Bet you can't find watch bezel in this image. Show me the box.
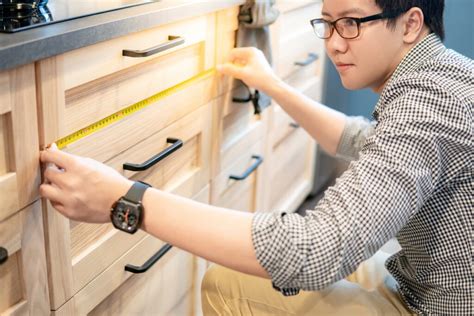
[110,197,143,234]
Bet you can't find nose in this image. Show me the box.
[325,29,349,56]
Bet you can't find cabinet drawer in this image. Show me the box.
[0,65,40,221]
[44,103,213,309]
[211,140,265,213]
[37,13,216,143]
[0,201,50,315]
[54,185,210,316]
[268,127,315,212]
[271,105,300,148]
[271,75,322,148]
[212,90,268,176]
[275,2,324,79]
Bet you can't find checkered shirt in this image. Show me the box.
[252,33,473,315]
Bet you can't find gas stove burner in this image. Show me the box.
[0,0,157,33]
[0,1,48,10]
[0,1,51,32]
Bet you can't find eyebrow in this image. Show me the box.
[321,8,366,18]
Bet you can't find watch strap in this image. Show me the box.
[124,181,151,203]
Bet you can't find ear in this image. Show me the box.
[402,7,426,44]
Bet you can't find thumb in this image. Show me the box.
[216,63,245,80]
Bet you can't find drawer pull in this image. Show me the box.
[125,243,173,274]
[0,247,7,265]
[123,138,183,172]
[294,53,319,67]
[122,35,185,58]
[289,122,300,129]
[229,155,263,181]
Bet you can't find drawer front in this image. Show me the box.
[271,73,322,146]
[268,127,315,212]
[0,201,50,315]
[275,2,324,79]
[45,103,213,308]
[0,65,40,221]
[58,185,210,316]
[271,105,300,148]
[211,140,265,213]
[37,13,216,142]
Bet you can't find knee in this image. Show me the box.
[201,265,236,315]
[201,264,235,297]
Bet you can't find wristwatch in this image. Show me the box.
[110,181,151,234]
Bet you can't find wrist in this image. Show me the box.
[110,180,150,234]
[265,77,288,99]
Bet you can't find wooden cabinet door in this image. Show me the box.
[35,13,218,309]
[36,13,216,146]
[0,64,40,223]
[211,113,267,213]
[52,186,210,316]
[0,201,50,315]
[43,103,213,310]
[273,1,324,79]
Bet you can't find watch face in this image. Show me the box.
[111,199,142,234]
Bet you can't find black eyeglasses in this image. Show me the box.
[310,11,403,39]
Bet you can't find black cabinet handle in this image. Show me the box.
[229,155,263,181]
[289,122,300,128]
[123,35,185,58]
[125,244,173,274]
[123,138,183,171]
[0,247,8,265]
[294,53,319,67]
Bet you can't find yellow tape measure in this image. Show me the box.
[55,68,215,149]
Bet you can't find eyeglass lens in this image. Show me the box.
[313,18,359,39]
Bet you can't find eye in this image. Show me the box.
[340,18,357,27]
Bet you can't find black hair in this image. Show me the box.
[375,0,445,40]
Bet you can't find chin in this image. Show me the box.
[340,78,363,90]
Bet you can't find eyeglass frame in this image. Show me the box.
[310,11,405,39]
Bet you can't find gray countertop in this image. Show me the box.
[0,0,244,71]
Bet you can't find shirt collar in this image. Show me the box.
[372,33,446,121]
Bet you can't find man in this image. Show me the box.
[40,0,473,315]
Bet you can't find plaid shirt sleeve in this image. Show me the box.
[335,116,375,161]
[251,89,444,294]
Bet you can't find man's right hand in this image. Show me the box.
[217,47,282,95]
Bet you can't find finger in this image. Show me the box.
[51,201,66,215]
[40,144,74,170]
[43,165,66,188]
[216,63,245,79]
[227,47,255,60]
[39,183,66,204]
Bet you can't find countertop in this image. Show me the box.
[0,0,244,71]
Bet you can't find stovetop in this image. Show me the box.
[0,0,157,33]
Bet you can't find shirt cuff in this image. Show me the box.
[251,211,306,293]
[335,116,375,161]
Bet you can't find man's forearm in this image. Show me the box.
[141,188,269,278]
[267,80,347,156]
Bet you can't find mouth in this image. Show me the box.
[335,63,354,72]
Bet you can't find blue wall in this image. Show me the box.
[322,0,474,118]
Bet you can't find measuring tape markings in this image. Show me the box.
[56,68,216,149]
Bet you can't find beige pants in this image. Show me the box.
[201,251,415,315]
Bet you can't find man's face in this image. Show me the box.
[321,0,406,92]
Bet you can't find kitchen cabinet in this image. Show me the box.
[0,64,41,224]
[1,1,326,314]
[0,64,50,315]
[36,13,217,310]
[263,0,325,212]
